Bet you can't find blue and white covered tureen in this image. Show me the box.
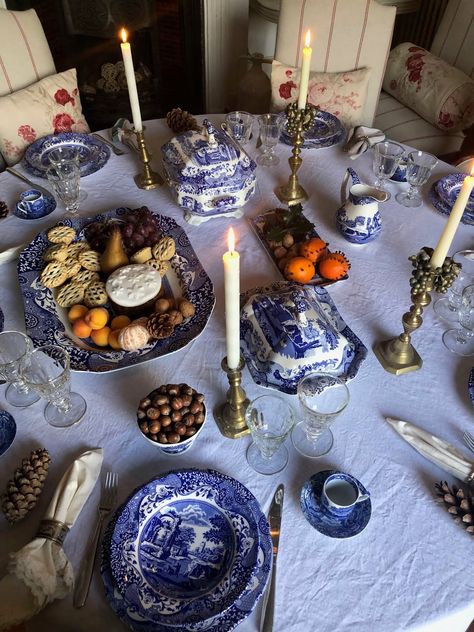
[161,119,257,224]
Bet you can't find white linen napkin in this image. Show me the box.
[0,448,103,630]
[111,117,138,152]
[386,417,474,482]
[343,125,385,159]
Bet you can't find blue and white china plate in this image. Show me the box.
[18,208,215,372]
[435,173,474,213]
[428,185,474,226]
[301,470,371,538]
[103,469,272,631]
[469,367,474,407]
[22,132,111,178]
[0,411,16,457]
[13,192,56,220]
[281,110,345,149]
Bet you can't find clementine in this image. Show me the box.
[318,252,350,280]
[284,256,315,284]
[299,237,327,263]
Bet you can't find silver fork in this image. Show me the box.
[463,431,474,455]
[91,133,126,156]
[73,471,118,608]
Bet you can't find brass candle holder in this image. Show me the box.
[276,102,316,206]
[374,248,461,374]
[214,356,251,439]
[134,128,164,190]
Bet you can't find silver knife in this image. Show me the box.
[260,484,284,632]
[6,167,52,198]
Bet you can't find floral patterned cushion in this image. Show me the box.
[271,61,371,128]
[383,43,474,133]
[0,68,90,166]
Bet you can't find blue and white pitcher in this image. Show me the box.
[336,168,388,244]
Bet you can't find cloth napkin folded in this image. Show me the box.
[111,118,138,152]
[386,417,474,483]
[343,125,385,159]
[0,448,103,630]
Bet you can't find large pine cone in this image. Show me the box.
[435,480,474,534]
[147,312,175,339]
[0,201,9,219]
[166,107,200,134]
[2,448,51,524]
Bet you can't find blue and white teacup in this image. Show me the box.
[17,189,46,218]
[321,472,369,517]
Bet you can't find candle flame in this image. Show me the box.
[120,28,128,43]
[470,162,474,177]
[305,29,311,48]
[228,227,236,253]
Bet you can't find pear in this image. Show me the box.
[100,227,129,275]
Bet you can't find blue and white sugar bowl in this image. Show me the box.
[161,119,257,225]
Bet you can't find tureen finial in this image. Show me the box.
[203,119,218,147]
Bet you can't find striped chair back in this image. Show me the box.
[430,0,474,79]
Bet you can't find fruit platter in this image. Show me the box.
[249,205,350,286]
[18,207,215,372]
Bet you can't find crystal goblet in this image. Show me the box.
[46,161,81,218]
[442,283,474,356]
[434,249,474,323]
[48,146,88,202]
[257,113,284,167]
[292,373,349,458]
[395,150,438,207]
[22,345,86,427]
[245,394,296,475]
[372,141,404,199]
[0,331,40,407]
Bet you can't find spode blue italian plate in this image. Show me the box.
[435,173,474,213]
[0,411,16,457]
[17,208,215,372]
[428,185,474,226]
[22,132,110,178]
[281,110,345,149]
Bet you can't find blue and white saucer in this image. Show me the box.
[429,184,474,226]
[13,192,56,220]
[0,411,16,457]
[300,469,371,538]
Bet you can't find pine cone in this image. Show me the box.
[0,201,9,219]
[435,480,474,535]
[2,448,51,524]
[166,107,200,134]
[147,312,175,339]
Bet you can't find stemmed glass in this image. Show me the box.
[21,345,87,427]
[442,283,474,356]
[257,113,284,167]
[395,150,438,207]
[292,373,349,458]
[372,141,405,199]
[225,111,254,146]
[48,146,87,203]
[46,161,81,218]
[0,331,40,407]
[434,249,474,323]
[245,394,296,475]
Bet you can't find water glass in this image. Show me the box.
[0,331,40,407]
[395,150,438,207]
[48,146,81,166]
[245,395,296,475]
[22,345,87,427]
[225,111,254,145]
[292,373,349,458]
[434,249,474,323]
[372,141,405,199]
[47,161,81,217]
[257,113,284,167]
[442,283,474,356]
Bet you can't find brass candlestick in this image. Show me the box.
[214,356,250,439]
[374,248,461,374]
[276,103,316,206]
[134,128,164,190]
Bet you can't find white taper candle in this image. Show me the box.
[223,227,240,369]
[120,28,143,132]
[297,29,313,110]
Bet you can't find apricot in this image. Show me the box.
[85,307,109,330]
[68,304,88,322]
[91,326,111,347]
[110,315,131,330]
[72,318,92,339]
[108,328,122,350]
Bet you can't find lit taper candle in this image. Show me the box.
[431,164,474,268]
[297,29,313,110]
[120,28,143,132]
[223,227,240,369]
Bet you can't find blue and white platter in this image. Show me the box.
[469,367,474,407]
[435,173,474,213]
[281,110,345,149]
[301,470,371,538]
[22,132,110,178]
[17,208,215,372]
[13,191,56,220]
[102,469,272,631]
[0,411,16,457]
[428,184,474,226]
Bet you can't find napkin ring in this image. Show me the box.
[36,519,70,545]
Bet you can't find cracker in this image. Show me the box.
[84,281,108,307]
[64,259,82,279]
[40,261,68,289]
[78,250,101,271]
[56,282,85,308]
[47,226,76,245]
[152,236,175,261]
[66,241,90,257]
[43,244,69,263]
[146,259,170,277]
[71,269,100,287]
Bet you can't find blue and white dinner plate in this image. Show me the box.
[435,173,474,214]
[281,110,345,149]
[22,132,110,178]
[17,208,215,372]
[428,184,474,226]
[469,367,474,407]
[13,191,56,220]
[0,411,16,457]
[301,470,371,538]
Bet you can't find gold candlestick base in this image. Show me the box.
[134,128,164,190]
[214,356,250,439]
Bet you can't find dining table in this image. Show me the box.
[0,115,473,632]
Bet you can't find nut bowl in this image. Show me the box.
[136,383,206,454]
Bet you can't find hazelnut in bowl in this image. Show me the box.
[137,383,206,454]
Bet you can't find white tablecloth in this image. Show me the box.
[0,117,473,632]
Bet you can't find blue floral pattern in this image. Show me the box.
[429,184,474,226]
[436,173,474,213]
[281,110,345,149]
[0,411,16,457]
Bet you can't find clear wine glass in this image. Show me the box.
[257,113,284,167]
[372,141,405,199]
[395,150,438,207]
[442,283,474,356]
[434,249,474,323]
[48,146,87,202]
[46,162,81,218]
[245,395,296,475]
[22,345,87,427]
[225,111,254,145]
[0,331,40,407]
[292,373,349,458]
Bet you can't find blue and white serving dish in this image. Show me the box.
[469,367,474,407]
[22,132,110,178]
[161,119,257,225]
[103,469,272,631]
[18,208,215,372]
[428,184,474,226]
[240,282,367,394]
[0,411,16,457]
[301,470,371,538]
[281,110,345,149]
[13,191,56,220]
[436,173,474,213]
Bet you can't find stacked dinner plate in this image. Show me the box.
[280,109,345,149]
[101,469,272,632]
[429,173,474,226]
